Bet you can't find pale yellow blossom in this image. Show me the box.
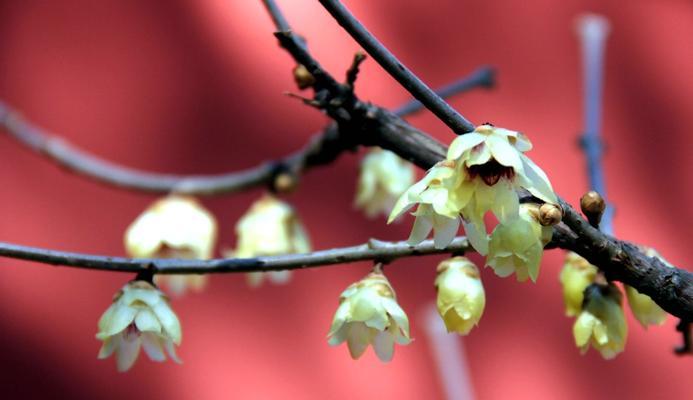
[96,281,182,372]
[573,283,627,359]
[233,194,310,287]
[559,252,598,317]
[327,271,410,362]
[486,204,552,282]
[435,257,485,335]
[625,247,671,328]
[355,149,414,218]
[124,196,217,296]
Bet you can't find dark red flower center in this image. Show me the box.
[466,160,515,186]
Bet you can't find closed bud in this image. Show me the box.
[96,281,182,372]
[327,271,411,362]
[124,195,217,296]
[538,203,562,226]
[573,283,627,359]
[273,172,299,194]
[293,64,315,89]
[435,257,485,335]
[580,191,606,224]
[231,194,311,287]
[559,252,598,316]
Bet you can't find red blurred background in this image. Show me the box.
[0,0,691,399]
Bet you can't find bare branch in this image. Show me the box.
[318,0,476,134]
[0,237,474,274]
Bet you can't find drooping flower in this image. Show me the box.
[573,283,627,359]
[327,271,411,362]
[434,257,485,335]
[355,149,415,218]
[625,247,671,328]
[96,281,182,372]
[125,195,217,296]
[388,124,557,254]
[486,204,553,282]
[232,194,310,287]
[559,252,598,317]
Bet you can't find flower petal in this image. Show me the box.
[372,330,396,362]
[447,133,485,160]
[115,335,141,372]
[134,309,162,334]
[519,155,557,204]
[432,214,460,249]
[141,332,167,362]
[407,209,434,245]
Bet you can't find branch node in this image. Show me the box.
[345,51,367,89]
[674,319,692,355]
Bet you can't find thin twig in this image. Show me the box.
[0,69,490,195]
[318,0,476,134]
[0,237,473,274]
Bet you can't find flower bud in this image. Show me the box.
[573,283,627,359]
[538,203,562,226]
[486,204,552,282]
[356,149,414,218]
[293,64,315,89]
[96,281,182,372]
[124,196,217,296]
[232,194,311,287]
[624,247,670,328]
[559,252,598,316]
[434,257,485,335]
[273,171,299,194]
[580,191,606,226]
[327,271,411,362]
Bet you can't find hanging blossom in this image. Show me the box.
[625,247,671,328]
[355,148,415,218]
[125,196,217,296]
[96,281,182,372]
[327,270,411,362]
[434,257,485,335]
[486,204,553,282]
[228,194,311,287]
[573,283,627,360]
[559,252,599,317]
[389,124,557,254]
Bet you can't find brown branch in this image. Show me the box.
[0,237,474,274]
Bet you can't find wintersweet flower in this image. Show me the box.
[573,283,627,359]
[486,204,553,282]
[355,149,414,218]
[96,281,182,372]
[388,161,462,249]
[233,194,311,287]
[125,195,217,296]
[434,257,485,335]
[559,252,598,317]
[327,271,411,362]
[389,124,557,254]
[625,247,671,328]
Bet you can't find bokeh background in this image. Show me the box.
[0,0,691,399]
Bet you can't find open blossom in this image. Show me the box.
[573,283,627,359]
[125,195,217,296]
[355,149,414,218]
[486,204,553,282]
[435,257,485,335]
[232,194,310,287]
[389,124,557,254]
[327,271,411,362]
[559,252,598,317]
[625,247,671,328]
[96,281,182,372]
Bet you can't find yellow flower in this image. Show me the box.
[388,161,463,249]
[625,247,670,328]
[389,124,557,254]
[573,283,627,359]
[96,281,182,372]
[559,252,598,317]
[434,257,485,335]
[355,149,414,218]
[233,194,311,287]
[486,204,552,282]
[327,271,411,362]
[124,196,217,296]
